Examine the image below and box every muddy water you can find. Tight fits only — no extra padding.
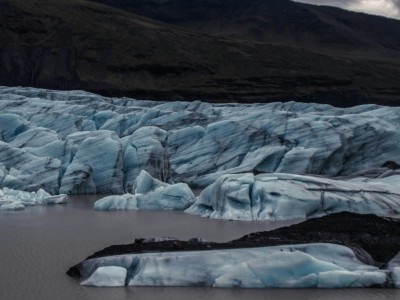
[0,196,399,300]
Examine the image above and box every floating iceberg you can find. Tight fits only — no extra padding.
[69,212,400,288]
[186,172,400,220]
[75,243,389,288]
[1,86,400,194]
[0,187,67,210]
[94,170,195,211]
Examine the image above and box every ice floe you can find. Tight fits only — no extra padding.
[0,187,67,210]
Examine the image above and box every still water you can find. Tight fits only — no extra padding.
[0,196,399,300]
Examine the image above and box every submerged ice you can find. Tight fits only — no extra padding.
[78,243,391,288]
[1,86,400,194]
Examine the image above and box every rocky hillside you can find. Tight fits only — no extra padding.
[1,0,400,105]
[92,0,400,59]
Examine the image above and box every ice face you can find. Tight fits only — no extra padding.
[122,126,170,193]
[94,170,195,211]
[0,187,67,210]
[186,172,400,220]
[81,266,127,287]
[133,169,169,194]
[78,243,390,288]
[60,131,123,194]
[1,86,400,194]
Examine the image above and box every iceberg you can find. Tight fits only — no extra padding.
[94,170,195,211]
[68,212,400,288]
[186,172,400,220]
[0,187,67,210]
[73,243,389,288]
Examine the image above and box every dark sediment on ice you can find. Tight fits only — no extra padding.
[67,212,400,279]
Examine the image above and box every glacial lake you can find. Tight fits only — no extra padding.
[1,196,399,300]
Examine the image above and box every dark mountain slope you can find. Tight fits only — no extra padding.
[1,0,400,105]
[91,0,400,59]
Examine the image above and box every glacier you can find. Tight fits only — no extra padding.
[93,170,195,211]
[1,86,400,194]
[76,243,391,288]
[0,187,67,210]
[186,171,400,220]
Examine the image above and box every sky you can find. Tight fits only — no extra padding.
[294,0,400,19]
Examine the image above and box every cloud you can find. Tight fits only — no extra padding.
[294,0,400,19]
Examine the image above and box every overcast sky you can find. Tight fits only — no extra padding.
[294,0,400,19]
